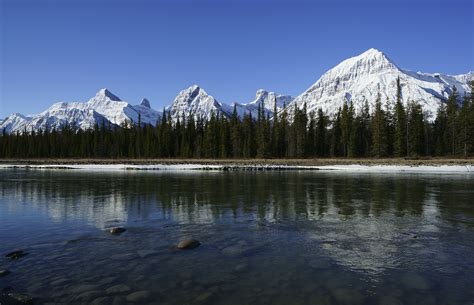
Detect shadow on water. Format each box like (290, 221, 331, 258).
(0, 169, 473, 304)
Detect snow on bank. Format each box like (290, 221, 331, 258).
(0, 164, 222, 171)
(316, 164, 472, 173)
(0, 163, 472, 173)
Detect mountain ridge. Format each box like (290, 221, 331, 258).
(1, 49, 472, 134)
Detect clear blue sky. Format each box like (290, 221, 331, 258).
(1, 0, 472, 117)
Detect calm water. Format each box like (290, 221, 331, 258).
(0, 169, 473, 305)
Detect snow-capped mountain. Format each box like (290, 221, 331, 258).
(1, 89, 161, 134)
(287, 48, 472, 120)
(165, 86, 292, 122)
(236, 89, 293, 118)
(166, 85, 231, 122)
(1, 48, 471, 134)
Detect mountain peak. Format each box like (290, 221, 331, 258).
(360, 48, 383, 56)
(140, 98, 151, 108)
(96, 88, 121, 101)
(187, 84, 201, 92)
(256, 89, 268, 98)
(352, 48, 396, 67)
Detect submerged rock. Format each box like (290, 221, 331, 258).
(5, 250, 28, 260)
(109, 227, 126, 235)
(1, 288, 34, 305)
(106, 284, 131, 294)
(332, 288, 365, 305)
(222, 245, 246, 257)
(177, 238, 201, 250)
(400, 272, 430, 290)
(91, 296, 114, 305)
(126, 290, 152, 302)
(0, 269, 10, 277)
(233, 263, 248, 273)
(194, 291, 213, 303)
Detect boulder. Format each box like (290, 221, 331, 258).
(5, 250, 28, 260)
(109, 227, 126, 235)
(177, 238, 201, 250)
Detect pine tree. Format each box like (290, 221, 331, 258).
(371, 93, 388, 157)
(407, 100, 425, 156)
(330, 108, 342, 157)
(445, 86, 459, 155)
(315, 108, 327, 157)
(459, 93, 471, 158)
(340, 99, 354, 157)
(394, 77, 407, 157)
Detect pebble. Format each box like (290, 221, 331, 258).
(91, 296, 114, 305)
(233, 263, 248, 273)
(69, 284, 102, 295)
(222, 245, 246, 257)
(400, 272, 430, 290)
(109, 227, 126, 235)
(126, 290, 152, 302)
(5, 250, 28, 260)
(74, 290, 103, 301)
(182, 280, 194, 289)
(137, 250, 159, 258)
(177, 238, 201, 250)
(332, 288, 365, 305)
(194, 291, 213, 303)
(106, 284, 131, 294)
(307, 258, 331, 270)
(2, 291, 34, 305)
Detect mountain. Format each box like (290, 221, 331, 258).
(166, 85, 231, 122)
(234, 89, 293, 118)
(1, 48, 471, 134)
(1, 89, 161, 134)
(287, 48, 472, 120)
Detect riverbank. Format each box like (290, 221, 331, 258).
(0, 158, 472, 173)
(0, 158, 473, 166)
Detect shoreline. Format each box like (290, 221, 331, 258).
(0, 158, 472, 173)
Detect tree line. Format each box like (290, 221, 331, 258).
(1, 79, 473, 159)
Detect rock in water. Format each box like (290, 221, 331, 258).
(0, 269, 10, 277)
(126, 290, 152, 302)
(109, 227, 126, 235)
(5, 250, 28, 260)
(177, 239, 201, 250)
(1, 289, 34, 305)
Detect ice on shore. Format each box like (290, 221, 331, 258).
(0, 163, 471, 173)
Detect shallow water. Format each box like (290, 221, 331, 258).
(0, 169, 473, 305)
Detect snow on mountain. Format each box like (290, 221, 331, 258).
(0, 113, 32, 134)
(242, 89, 292, 117)
(132, 98, 161, 126)
(1, 48, 471, 134)
(1, 89, 161, 134)
(228, 90, 293, 119)
(288, 48, 472, 120)
(166, 85, 231, 122)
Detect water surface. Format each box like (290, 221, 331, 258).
(0, 169, 473, 305)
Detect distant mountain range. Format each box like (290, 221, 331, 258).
(1, 48, 472, 134)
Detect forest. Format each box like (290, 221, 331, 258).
(1, 80, 473, 159)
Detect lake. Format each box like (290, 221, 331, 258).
(0, 169, 473, 305)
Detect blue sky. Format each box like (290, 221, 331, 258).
(1, 0, 472, 117)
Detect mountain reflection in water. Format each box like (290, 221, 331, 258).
(1, 170, 473, 305)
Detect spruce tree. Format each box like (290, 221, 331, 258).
(445, 86, 459, 155)
(394, 77, 407, 157)
(371, 93, 388, 157)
